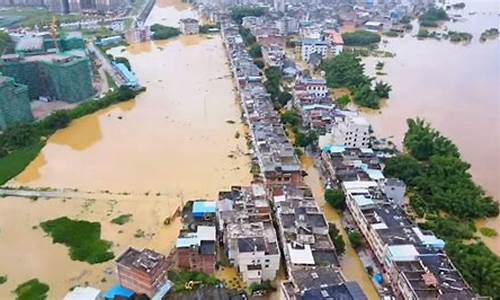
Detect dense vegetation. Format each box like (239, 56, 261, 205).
(150, 24, 180, 40)
(0, 86, 142, 184)
(480, 28, 499, 42)
(419, 7, 449, 27)
(383, 118, 500, 298)
(230, 6, 267, 24)
(329, 223, 346, 256)
(14, 279, 49, 300)
(321, 52, 391, 109)
(336, 95, 351, 108)
(168, 270, 219, 292)
(342, 30, 381, 46)
(325, 189, 346, 210)
(447, 31, 473, 43)
(40, 217, 114, 264)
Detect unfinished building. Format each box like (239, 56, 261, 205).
(0, 75, 33, 130)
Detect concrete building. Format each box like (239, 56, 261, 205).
(1, 52, 94, 103)
(301, 39, 329, 62)
(175, 225, 217, 274)
(320, 147, 477, 299)
(179, 18, 200, 35)
(116, 248, 169, 298)
(321, 115, 371, 149)
(327, 31, 344, 56)
(218, 184, 281, 284)
(0, 75, 33, 130)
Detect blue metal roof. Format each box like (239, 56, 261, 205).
(114, 63, 138, 87)
(104, 284, 135, 300)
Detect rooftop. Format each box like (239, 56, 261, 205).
(116, 247, 167, 275)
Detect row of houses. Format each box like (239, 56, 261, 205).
(222, 20, 369, 300)
(320, 146, 481, 300)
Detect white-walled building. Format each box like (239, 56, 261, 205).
(321, 115, 370, 149)
(179, 18, 199, 35)
(301, 39, 329, 62)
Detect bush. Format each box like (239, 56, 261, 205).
(249, 280, 275, 294)
(479, 227, 498, 237)
(0, 275, 7, 285)
(111, 214, 133, 225)
(348, 231, 364, 249)
(336, 95, 351, 108)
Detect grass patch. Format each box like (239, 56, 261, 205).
(111, 214, 133, 225)
(0, 141, 45, 185)
(0, 275, 7, 285)
(479, 227, 498, 237)
(14, 279, 49, 300)
(40, 217, 114, 264)
(168, 270, 219, 292)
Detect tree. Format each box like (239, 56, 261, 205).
(281, 111, 301, 127)
(249, 44, 262, 59)
(336, 95, 351, 108)
(329, 223, 346, 256)
(230, 6, 267, 24)
(348, 231, 364, 249)
(374, 81, 391, 98)
(353, 83, 380, 109)
(41, 110, 72, 132)
(321, 52, 369, 89)
(325, 189, 346, 210)
(277, 91, 292, 106)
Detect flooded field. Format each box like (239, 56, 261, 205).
(361, 0, 500, 254)
(11, 34, 251, 198)
(0, 196, 181, 298)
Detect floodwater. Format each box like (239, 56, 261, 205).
(1, 1, 251, 298)
(301, 156, 379, 300)
(361, 0, 500, 254)
(12, 35, 251, 198)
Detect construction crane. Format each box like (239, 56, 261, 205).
(50, 16, 60, 52)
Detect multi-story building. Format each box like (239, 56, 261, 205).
(320, 146, 479, 299)
(326, 31, 344, 56)
(218, 184, 281, 284)
(294, 77, 328, 97)
(0, 75, 33, 130)
(300, 39, 329, 62)
(179, 18, 200, 35)
(320, 115, 371, 149)
(116, 248, 169, 298)
(175, 225, 217, 274)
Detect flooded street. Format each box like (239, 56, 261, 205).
(361, 0, 500, 253)
(0, 1, 251, 298)
(301, 156, 379, 300)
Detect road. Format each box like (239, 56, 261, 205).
(88, 42, 126, 87)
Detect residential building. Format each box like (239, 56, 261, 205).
(218, 184, 281, 284)
(0, 75, 33, 130)
(116, 248, 169, 298)
(320, 115, 371, 149)
(273, 0, 285, 13)
(192, 200, 216, 221)
(176, 225, 217, 274)
(179, 18, 200, 35)
(320, 146, 477, 299)
(300, 39, 329, 62)
(63, 287, 101, 300)
(327, 31, 344, 56)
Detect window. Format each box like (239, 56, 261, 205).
(265, 265, 269, 268)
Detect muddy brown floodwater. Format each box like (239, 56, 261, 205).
(0, 2, 252, 298)
(361, 0, 500, 254)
